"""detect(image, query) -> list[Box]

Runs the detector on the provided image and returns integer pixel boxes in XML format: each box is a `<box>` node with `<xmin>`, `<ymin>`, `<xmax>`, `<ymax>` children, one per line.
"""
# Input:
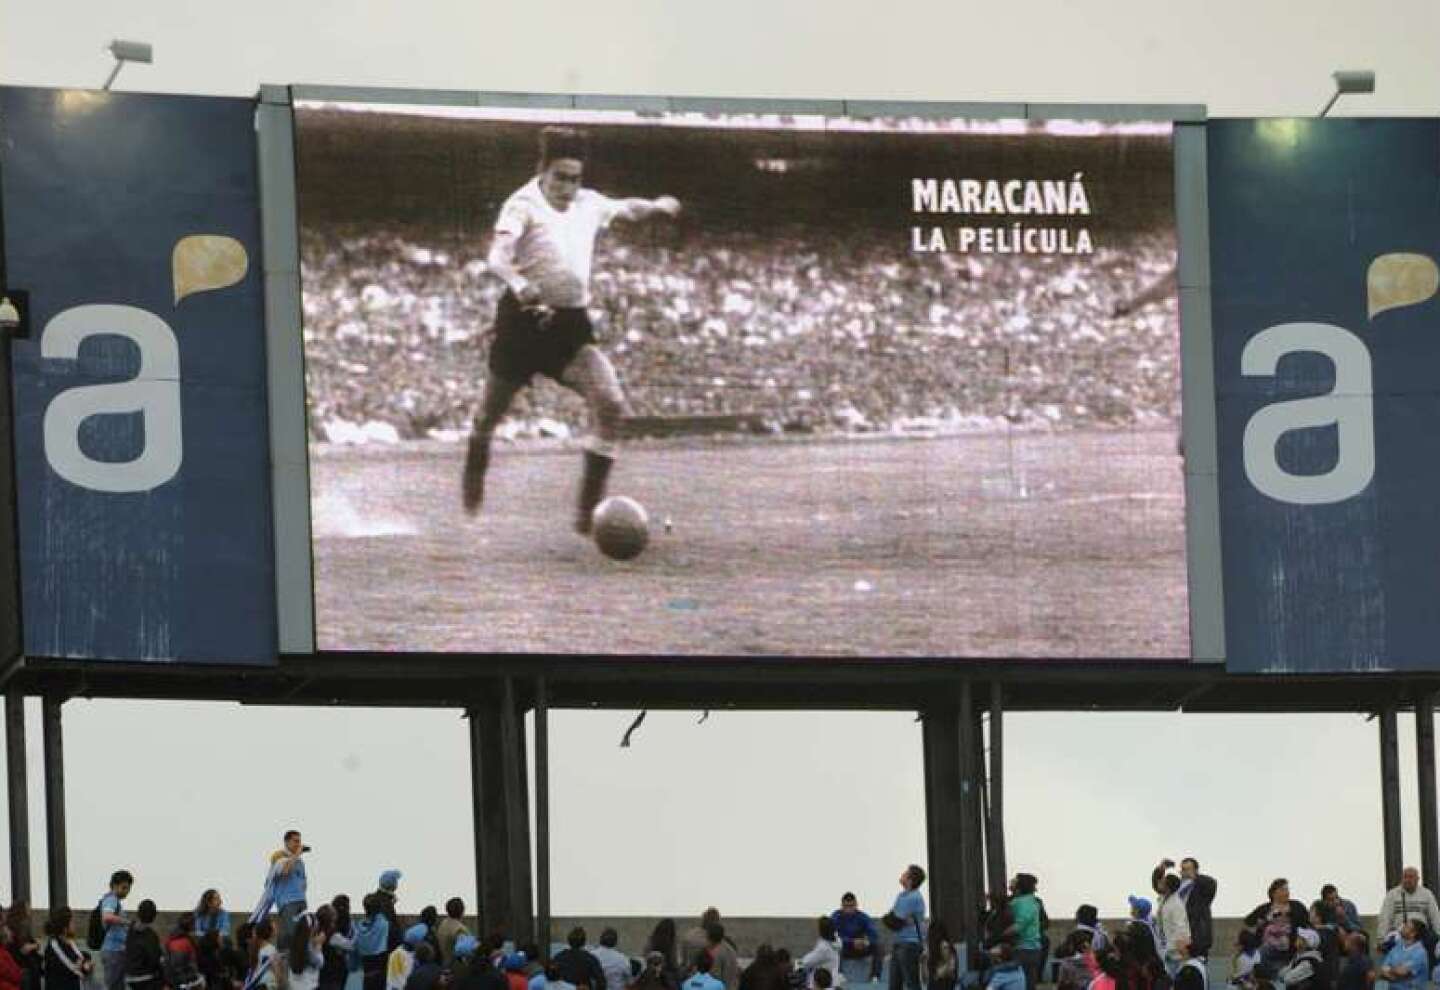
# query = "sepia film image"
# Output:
<box><xmin>296</xmin><ymin>103</ymin><xmax>1188</xmax><ymax>658</ymax></box>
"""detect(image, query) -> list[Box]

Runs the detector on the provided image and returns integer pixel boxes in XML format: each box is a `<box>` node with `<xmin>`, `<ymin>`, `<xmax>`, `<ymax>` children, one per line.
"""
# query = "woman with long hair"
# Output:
<box><xmin>42</xmin><ymin>908</ymin><xmax>93</xmax><ymax>990</ymax></box>
<box><xmin>644</xmin><ymin>920</ymin><xmax>679</xmax><ymax>986</ymax></box>
<box><xmin>286</xmin><ymin>914</ymin><xmax>325</xmax><ymax>990</ymax></box>
<box><xmin>196</xmin><ymin>890</ymin><xmax>234</xmax><ymax>944</ymax></box>
<box><xmin>318</xmin><ymin>903</ymin><xmax>353</xmax><ymax>990</ymax></box>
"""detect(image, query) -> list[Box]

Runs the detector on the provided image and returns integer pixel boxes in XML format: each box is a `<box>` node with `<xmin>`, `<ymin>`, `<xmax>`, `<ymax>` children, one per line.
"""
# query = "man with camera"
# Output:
<box><xmin>270</xmin><ymin>829</ymin><xmax>311</xmax><ymax>947</ymax></box>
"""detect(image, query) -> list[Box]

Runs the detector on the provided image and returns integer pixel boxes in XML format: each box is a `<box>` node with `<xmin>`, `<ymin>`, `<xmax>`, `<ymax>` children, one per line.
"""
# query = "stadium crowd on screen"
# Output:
<box><xmin>299</xmin><ymin>228</ymin><xmax>1179</xmax><ymax>444</ymax></box>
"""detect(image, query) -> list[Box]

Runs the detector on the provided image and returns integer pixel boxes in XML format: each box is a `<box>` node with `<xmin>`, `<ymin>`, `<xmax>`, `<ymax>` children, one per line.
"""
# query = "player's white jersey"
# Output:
<box><xmin>494</xmin><ymin>177</ymin><xmax>620</xmax><ymax>307</ymax></box>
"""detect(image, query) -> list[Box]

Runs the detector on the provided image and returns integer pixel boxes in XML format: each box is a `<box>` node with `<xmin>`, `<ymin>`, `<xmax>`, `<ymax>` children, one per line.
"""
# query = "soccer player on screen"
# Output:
<box><xmin>462</xmin><ymin>125</ymin><xmax>682</xmax><ymax>532</ymax></box>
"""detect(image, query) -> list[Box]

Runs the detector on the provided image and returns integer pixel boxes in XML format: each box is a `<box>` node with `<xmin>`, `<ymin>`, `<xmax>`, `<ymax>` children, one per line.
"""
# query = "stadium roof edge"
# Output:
<box><xmin>277</xmin><ymin>85</ymin><xmax>1207</xmax><ymax>121</ymax></box>
<box><xmin>11</xmin><ymin>656</ymin><xmax>1437</xmax><ymax>714</ymax></box>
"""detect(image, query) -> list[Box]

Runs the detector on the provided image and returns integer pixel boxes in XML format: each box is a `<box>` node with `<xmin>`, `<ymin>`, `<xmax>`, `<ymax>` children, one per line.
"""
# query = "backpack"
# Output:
<box><xmin>87</xmin><ymin>899</ymin><xmax>107</xmax><ymax>952</ymax></box>
<box><xmin>165</xmin><ymin>942</ymin><xmax>202</xmax><ymax>990</ymax></box>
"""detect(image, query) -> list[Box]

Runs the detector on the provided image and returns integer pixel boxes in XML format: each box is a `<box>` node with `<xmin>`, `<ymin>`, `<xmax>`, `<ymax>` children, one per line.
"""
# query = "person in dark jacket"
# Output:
<box><xmin>1334</xmin><ymin>934</ymin><xmax>1371</xmax><ymax>990</ymax></box>
<box><xmin>42</xmin><ymin>908</ymin><xmax>93</xmax><ymax>990</ymax></box>
<box><xmin>554</xmin><ymin>928</ymin><xmax>606</xmax><ymax>990</ymax></box>
<box><xmin>125</xmin><ymin>901</ymin><xmax>165</xmax><ymax>990</ymax></box>
<box><xmin>372</xmin><ymin>872</ymin><xmax>403</xmax><ymax>954</ymax></box>
<box><xmin>1153</xmin><ymin>859</ymin><xmax>1217</xmax><ymax>959</ymax></box>
<box><xmin>404</xmin><ymin>944</ymin><xmax>445</xmax><ymax>990</ymax></box>
<box><xmin>1243</xmin><ymin>880</ymin><xmax>1310</xmax><ymax>978</ymax></box>
<box><xmin>831</xmin><ymin>894</ymin><xmax>882</xmax><ymax>984</ymax></box>
<box><xmin>455</xmin><ymin>939</ymin><xmax>508</xmax><ymax>990</ymax></box>
<box><xmin>1171</xmin><ymin>941</ymin><xmax>1205</xmax><ymax>990</ymax></box>
<box><xmin>1</xmin><ymin>923</ymin><xmax>25</xmax><ymax>990</ymax></box>
<box><xmin>5</xmin><ymin>901</ymin><xmax>40</xmax><ymax>990</ymax></box>
<box><xmin>635</xmin><ymin>952</ymin><xmax>680</xmax><ymax>990</ymax></box>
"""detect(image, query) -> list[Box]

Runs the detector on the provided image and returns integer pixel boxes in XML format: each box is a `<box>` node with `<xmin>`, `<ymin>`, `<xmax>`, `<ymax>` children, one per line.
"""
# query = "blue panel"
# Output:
<box><xmin>1209</xmin><ymin>118</ymin><xmax>1440</xmax><ymax>672</ymax></box>
<box><xmin>2</xmin><ymin>86</ymin><xmax>276</xmax><ymax>663</ymax></box>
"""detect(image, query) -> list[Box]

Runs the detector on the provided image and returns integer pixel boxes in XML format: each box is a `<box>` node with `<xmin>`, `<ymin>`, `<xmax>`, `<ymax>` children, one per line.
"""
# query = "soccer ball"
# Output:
<box><xmin>592</xmin><ymin>495</ymin><xmax>650</xmax><ymax>561</ymax></box>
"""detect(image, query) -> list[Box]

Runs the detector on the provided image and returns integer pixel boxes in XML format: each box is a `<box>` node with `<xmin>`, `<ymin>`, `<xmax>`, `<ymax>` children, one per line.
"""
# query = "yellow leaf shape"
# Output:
<box><xmin>1368</xmin><ymin>253</ymin><xmax>1440</xmax><ymax>319</ymax></box>
<box><xmin>173</xmin><ymin>235</ymin><xmax>248</xmax><ymax>305</ymax></box>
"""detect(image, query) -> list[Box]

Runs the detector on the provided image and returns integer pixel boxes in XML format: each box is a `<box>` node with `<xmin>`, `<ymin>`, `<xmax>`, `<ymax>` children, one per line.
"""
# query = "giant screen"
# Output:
<box><xmin>295</xmin><ymin>101</ymin><xmax>1188</xmax><ymax>657</ymax></box>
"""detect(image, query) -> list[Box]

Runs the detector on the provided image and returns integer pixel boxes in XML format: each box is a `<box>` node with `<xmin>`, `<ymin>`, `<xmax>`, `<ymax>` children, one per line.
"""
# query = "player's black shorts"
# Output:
<box><xmin>487</xmin><ymin>290</ymin><xmax>595</xmax><ymax>384</ymax></box>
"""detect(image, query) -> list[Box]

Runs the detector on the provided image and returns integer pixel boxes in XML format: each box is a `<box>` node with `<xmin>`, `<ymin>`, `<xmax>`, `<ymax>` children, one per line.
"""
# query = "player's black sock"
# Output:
<box><xmin>574</xmin><ymin>449</ymin><xmax>614</xmax><ymax>534</ymax></box>
<box><xmin>462</xmin><ymin>429</ymin><xmax>490</xmax><ymax>515</ymax></box>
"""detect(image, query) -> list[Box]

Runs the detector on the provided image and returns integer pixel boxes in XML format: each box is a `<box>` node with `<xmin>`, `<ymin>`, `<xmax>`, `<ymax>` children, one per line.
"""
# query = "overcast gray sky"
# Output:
<box><xmin>1</xmin><ymin>0</ymin><xmax>1439</xmax><ymax>924</ymax></box>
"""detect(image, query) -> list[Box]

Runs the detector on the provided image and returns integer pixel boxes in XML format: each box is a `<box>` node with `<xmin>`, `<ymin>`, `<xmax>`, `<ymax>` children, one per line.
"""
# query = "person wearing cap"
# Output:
<box><xmin>589</xmin><ymin>929</ymin><xmax>632</xmax><ymax>990</ymax></box>
<box><xmin>1378</xmin><ymin>920</ymin><xmax>1430</xmax><ymax>990</ymax></box>
<box><xmin>386</xmin><ymin>925</ymin><xmax>428</xmax><ymax>990</ymax></box>
<box><xmin>1127</xmin><ymin>896</ymin><xmax>1163</xmax><ymax>966</ymax></box>
<box><xmin>503</xmin><ymin>952</ymin><xmax>532</xmax><ymax>990</ymax></box>
<box><xmin>373</xmin><ymin>873</ymin><xmax>403</xmax><ymax>954</ymax></box>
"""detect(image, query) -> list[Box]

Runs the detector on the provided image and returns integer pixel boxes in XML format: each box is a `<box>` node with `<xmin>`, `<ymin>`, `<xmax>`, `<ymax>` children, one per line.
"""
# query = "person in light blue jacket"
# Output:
<box><xmin>984</xmin><ymin>944</ymin><xmax>1025</xmax><ymax>990</ymax></box>
<box><xmin>1379</xmin><ymin>920</ymin><xmax>1429</xmax><ymax>990</ymax></box>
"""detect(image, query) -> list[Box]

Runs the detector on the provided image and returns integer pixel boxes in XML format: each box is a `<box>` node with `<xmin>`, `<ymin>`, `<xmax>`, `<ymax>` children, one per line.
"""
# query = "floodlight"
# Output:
<box><xmin>102</xmin><ymin>39</ymin><xmax>154</xmax><ymax>91</ymax></box>
<box><xmin>1319</xmin><ymin>70</ymin><xmax>1376</xmax><ymax>117</ymax></box>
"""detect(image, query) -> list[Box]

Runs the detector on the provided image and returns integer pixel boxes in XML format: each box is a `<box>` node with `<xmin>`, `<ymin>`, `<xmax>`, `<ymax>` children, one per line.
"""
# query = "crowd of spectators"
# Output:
<box><xmin>299</xmin><ymin>223</ymin><xmax>1180</xmax><ymax>444</ymax></box>
<box><xmin>26</xmin><ymin>842</ymin><xmax>1440</xmax><ymax>990</ymax></box>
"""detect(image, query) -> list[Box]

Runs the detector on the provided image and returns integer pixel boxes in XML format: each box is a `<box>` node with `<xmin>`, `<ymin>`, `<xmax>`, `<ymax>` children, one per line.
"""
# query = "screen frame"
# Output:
<box><xmin>258</xmin><ymin>84</ymin><xmax>1221</xmax><ymax>662</ymax></box>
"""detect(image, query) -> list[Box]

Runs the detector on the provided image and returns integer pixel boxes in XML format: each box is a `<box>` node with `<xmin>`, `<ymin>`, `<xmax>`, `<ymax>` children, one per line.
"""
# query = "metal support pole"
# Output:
<box><xmin>467</xmin><ymin>706</ymin><xmax>487</xmax><ymax>934</ymax></box>
<box><xmin>6</xmin><ymin>690</ymin><xmax>30</xmax><ymax>904</ymax></box>
<box><xmin>498</xmin><ymin>677</ymin><xmax>532</xmax><ymax>944</ymax></box>
<box><xmin>1381</xmin><ymin>707</ymin><xmax>1404</xmax><ymax>888</ymax></box>
<box><xmin>987</xmin><ymin>682</ymin><xmax>1007</xmax><ymax>895</ymax></box>
<box><xmin>977</xmin><ymin>715</ymin><xmax>991</xmax><ymax>898</ymax></box>
<box><xmin>41</xmin><ymin>694</ymin><xmax>66</xmax><ymax>908</ymax></box>
<box><xmin>921</xmin><ymin>702</ymin><xmax>965</xmax><ymax>936</ymax></box>
<box><xmin>0</xmin><ymin>271</ymin><xmax>25</xmax><ymax>688</ymax></box>
<box><xmin>1417</xmin><ymin>693</ymin><xmax>1439</xmax><ymax>890</ymax></box>
<box><xmin>957</xmin><ymin>679</ymin><xmax>982</xmax><ymax>944</ymax></box>
<box><xmin>534</xmin><ymin>676</ymin><xmax>550</xmax><ymax>960</ymax></box>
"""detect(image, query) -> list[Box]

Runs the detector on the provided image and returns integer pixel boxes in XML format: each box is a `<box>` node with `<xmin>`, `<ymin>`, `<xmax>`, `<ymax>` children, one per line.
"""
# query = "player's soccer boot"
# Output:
<box><xmin>574</xmin><ymin>449</ymin><xmax>615</xmax><ymax>534</ymax></box>
<box><xmin>461</xmin><ymin>430</ymin><xmax>490</xmax><ymax>515</ymax></box>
